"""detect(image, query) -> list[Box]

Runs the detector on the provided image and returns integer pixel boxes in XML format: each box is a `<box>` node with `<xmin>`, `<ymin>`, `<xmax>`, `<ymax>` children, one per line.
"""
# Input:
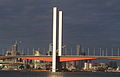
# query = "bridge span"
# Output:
<box><xmin>0</xmin><ymin>55</ymin><xmax>120</xmax><ymax>62</ymax></box>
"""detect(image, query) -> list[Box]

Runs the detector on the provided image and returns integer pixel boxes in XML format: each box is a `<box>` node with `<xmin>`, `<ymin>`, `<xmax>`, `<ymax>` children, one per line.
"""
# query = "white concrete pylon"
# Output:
<box><xmin>58</xmin><ymin>11</ymin><xmax>63</xmax><ymax>56</ymax></box>
<box><xmin>52</xmin><ymin>7</ymin><xmax>57</xmax><ymax>72</ymax></box>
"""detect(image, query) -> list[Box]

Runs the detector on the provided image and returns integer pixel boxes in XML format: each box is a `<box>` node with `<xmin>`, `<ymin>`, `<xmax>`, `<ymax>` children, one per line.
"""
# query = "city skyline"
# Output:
<box><xmin>0</xmin><ymin>0</ymin><xmax>120</xmax><ymax>53</ymax></box>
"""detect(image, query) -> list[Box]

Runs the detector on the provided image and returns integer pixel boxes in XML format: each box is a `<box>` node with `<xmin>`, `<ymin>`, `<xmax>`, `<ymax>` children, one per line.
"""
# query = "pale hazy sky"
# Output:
<box><xmin>0</xmin><ymin>0</ymin><xmax>120</xmax><ymax>54</ymax></box>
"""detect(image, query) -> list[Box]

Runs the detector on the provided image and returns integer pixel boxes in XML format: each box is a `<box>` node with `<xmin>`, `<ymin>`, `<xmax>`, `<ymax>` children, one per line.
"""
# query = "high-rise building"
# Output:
<box><xmin>47</xmin><ymin>43</ymin><xmax>53</xmax><ymax>55</ymax></box>
<box><xmin>76</xmin><ymin>45</ymin><xmax>81</xmax><ymax>55</ymax></box>
<box><xmin>11</xmin><ymin>44</ymin><xmax>18</xmax><ymax>56</ymax></box>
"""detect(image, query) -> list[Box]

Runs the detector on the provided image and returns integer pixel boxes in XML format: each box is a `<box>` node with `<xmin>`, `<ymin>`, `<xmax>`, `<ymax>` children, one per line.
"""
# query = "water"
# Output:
<box><xmin>0</xmin><ymin>71</ymin><xmax>120</xmax><ymax>77</ymax></box>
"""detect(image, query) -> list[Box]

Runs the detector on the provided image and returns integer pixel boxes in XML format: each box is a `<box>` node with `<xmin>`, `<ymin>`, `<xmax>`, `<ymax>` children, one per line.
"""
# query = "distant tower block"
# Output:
<box><xmin>11</xmin><ymin>43</ymin><xmax>18</xmax><ymax>56</ymax></box>
<box><xmin>76</xmin><ymin>45</ymin><xmax>81</xmax><ymax>55</ymax></box>
<box><xmin>47</xmin><ymin>43</ymin><xmax>53</xmax><ymax>55</ymax></box>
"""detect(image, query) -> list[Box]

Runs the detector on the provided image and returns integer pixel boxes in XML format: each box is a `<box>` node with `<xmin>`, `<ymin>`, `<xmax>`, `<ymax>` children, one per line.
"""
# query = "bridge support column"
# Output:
<box><xmin>58</xmin><ymin>11</ymin><xmax>63</xmax><ymax>56</ymax></box>
<box><xmin>56</xmin><ymin>56</ymin><xmax>62</xmax><ymax>71</ymax></box>
<box><xmin>52</xmin><ymin>7</ymin><xmax>57</xmax><ymax>72</ymax></box>
<box><xmin>52</xmin><ymin>7</ymin><xmax>63</xmax><ymax>72</ymax></box>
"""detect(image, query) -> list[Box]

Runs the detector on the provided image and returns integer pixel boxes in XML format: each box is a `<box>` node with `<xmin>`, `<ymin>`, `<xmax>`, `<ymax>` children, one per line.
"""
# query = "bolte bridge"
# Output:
<box><xmin>0</xmin><ymin>55</ymin><xmax>120</xmax><ymax>62</ymax></box>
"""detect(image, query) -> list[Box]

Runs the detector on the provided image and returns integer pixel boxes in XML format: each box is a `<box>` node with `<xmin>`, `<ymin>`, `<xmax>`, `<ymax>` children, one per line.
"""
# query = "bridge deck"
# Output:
<box><xmin>0</xmin><ymin>55</ymin><xmax>120</xmax><ymax>62</ymax></box>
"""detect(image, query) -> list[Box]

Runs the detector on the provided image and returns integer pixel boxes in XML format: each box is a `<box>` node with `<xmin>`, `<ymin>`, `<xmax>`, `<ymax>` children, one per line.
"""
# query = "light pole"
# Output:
<box><xmin>111</xmin><ymin>48</ymin><xmax>113</xmax><ymax>56</ymax></box>
<box><xmin>71</xmin><ymin>48</ymin><xmax>73</xmax><ymax>55</ymax></box>
<box><xmin>88</xmin><ymin>48</ymin><xmax>89</xmax><ymax>56</ymax></box>
<box><xmin>106</xmin><ymin>48</ymin><xmax>107</xmax><ymax>56</ymax></box>
<box><xmin>102</xmin><ymin>50</ymin><xmax>104</xmax><ymax>56</ymax></box>
<box><xmin>100</xmin><ymin>48</ymin><xmax>102</xmax><ymax>56</ymax></box>
<box><xmin>118</xmin><ymin>48</ymin><xmax>119</xmax><ymax>56</ymax></box>
<box><xmin>93</xmin><ymin>48</ymin><xmax>95</xmax><ymax>56</ymax></box>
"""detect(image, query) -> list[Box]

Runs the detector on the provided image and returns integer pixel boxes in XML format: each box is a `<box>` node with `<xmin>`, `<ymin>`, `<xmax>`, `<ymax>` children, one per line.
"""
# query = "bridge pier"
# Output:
<box><xmin>52</xmin><ymin>7</ymin><xmax>63</xmax><ymax>72</ymax></box>
<box><xmin>56</xmin><ymin>56</ymin><xmax>62</xmax><ymax>71</ymax></box>
<box><xmin>52</xmin><ymin>7</ymin><xmax>57</xmax><ymax>72</ymax></box>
